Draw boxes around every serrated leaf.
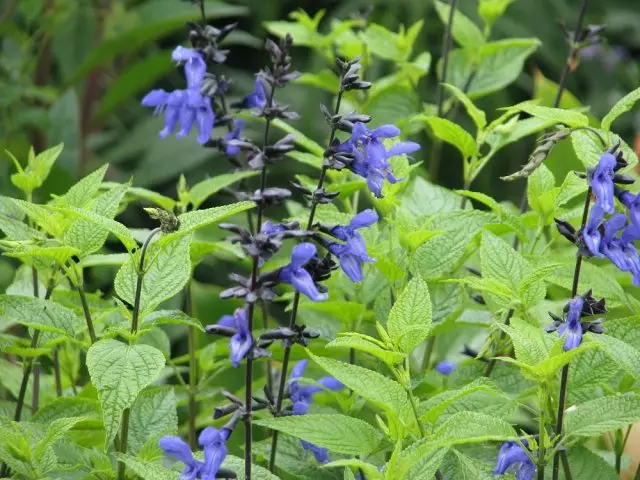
[564,393,640,437]
[61,164,109,208]
[422,117,477,159]
[222,454,281,480]
[571,129,638,170]
[114,454,179,480]
[255,414,381,456]
[4,245,81,269]
[601,86,640,131]
[324,459,383,480]
[505,102,588,127]
[591,334,640,379]
[115,234,192,315]
[434,1,485,49]
[0,214,43,241]
[527,164,556,220]
[0,295,83,336]
[87,339,165,449]
[560,445,618,480]
[128,387,178,455]
[32,397,101,424]
[141,310,204,331]
[498,317,547,366]
[34,416,86,462]
[387,277,432,353]
[308,352,413,438]
[456,190,525,238]
[326,334,405,365]
[189,172,260,209]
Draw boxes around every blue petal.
[386,141,421,157]
[142,89,169,107]
[517,459,536,480]
[229,330,252,367]
[159,436,195,465]
[435,361,456,376]
[199,428,228,480]
[292,400,310,415]
[339,253,364,282]
[365,140,388,169]
[196,97,214,145]
[290,360,309,380]
[494,442,529,474]
[290,242,316,270]
[171,47,206,89]
[291,268,327,301]
[371,124,400,138]
[349,209,379,230]
[582,226,602,257]
[350,122,370,143]
[561,322,583,351]
[301,441,330,463]
[217,315,235,328]
[367,171,385,198]
[317,377,344,391]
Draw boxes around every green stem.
[77,279,97,344]
[118,227,161,480]
[53,348,62,396]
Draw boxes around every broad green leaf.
[11,199,66,239]
[591,334,640,379]
[445,38,540,99]
[555,172,588,210]
[3,244,81,269]
[87,339,165,449]
[255,414,381,456]
[115,234,192,315]
[0,214,42,241]
[602,86,640,131]
[559,445,618,480]
[527,164,556,220]
[400,177,462,221]
[498,317,547,366]
[105,183,176,211]
[505,102,588,127]
[272,119,324,156]
[485,116,556,153]
[422,117,477,159]
[419,378,514,424]
[47,205,138,251]
[387,277,432,353]
[141,310,204,331]
[32,396,101,424]
[64,183,128,256]
[481,231,544,308]
[308,352,412,437]
[34,417,87,462]
[564,393,640,438]
[434,1,485,49]
[365,85,420,129]
[293,301,365,325]
[442,449,498,480]
[295,70,340,94]
[455,190,525,238]
[189,172,260,209]
[399,448,448,480]
[324,460,383,480]
[0,295,83,337]
[81,253,130,267]
[443,84,487,130]
[567,349,619,403]
[114,454,178,480]
[128,387,178,454]
[264,10,324,47]
[326,334,406,365]
[223,454,281,480]
[286,151,322,170]
[361,24,404,61]
[61,164,109,208]
[9,144,64,194]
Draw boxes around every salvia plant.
[2,0,640,480]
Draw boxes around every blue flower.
[223,120,244,156]
[217,308,252,367]
[337,122,420,198]
[261,220,286,236]
[141,47,214,145]
[493,441,535,480]
[198,427,230,480]
[279,243,328,301]
[619,190,640,237]
[288,360,343,464]
[435,361,456,376]
[558,296,584,351]
[582,203,605,257]
[589,152,617,213]
[159,435,203,480]
[328,209,378,282]
[240,77,267,110]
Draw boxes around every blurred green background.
[1,0,639,316]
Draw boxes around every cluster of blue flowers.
[582,150,640,284]
[159,426,231,480]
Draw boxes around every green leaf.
[128,387,178,455]
[443,449,498,480]
[560,445,618,480]
[481,231,544,308]
[564,393,640,438]
[527,164,556,220]
[571,129,638,170]
[400,177,462,221]
[9,144,64,195]
[498,317,548,367]
[324,460,383,480]
[602,86,640,131]
[361,24,404,61]
[443,84,487,130]
[141,310,204,331]
[295,70,340,94]
[61,164,109,208]
[34,416,87,463]
[485,116,556,153]
[422,117,477,159]
[47,205,138,251]
[387,277,432,353]
[434,1,485,49]
[326,334,406,365]
[189,172,260,209]
[114,184,176,211]
[591,334,640,379]
[419,377,514,424]
[115,234,192,315]
[223,455,281,480]
[272,118,324,156]
[455,190,525,238]
[255,414,381,456]
[0,295,82,337]
[504,102,589,127]
[64,183,128,256]
[3,244,81,269]
[114,454,178,480]
[446,38,540,99]
[308,352,413,437]
[478,0,515,31]
[32,396,101,424]
[86,339,165,449]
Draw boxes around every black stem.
[551,187,591,480]
[430,0,458,185]
[198,0,206,26]
[244,74,278,480]
[262,302,273,394]
[118,227,161,480]
[269,87,345,474]
[186,281,198,449]
[78,279,97,344]
[30,267,40,415]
